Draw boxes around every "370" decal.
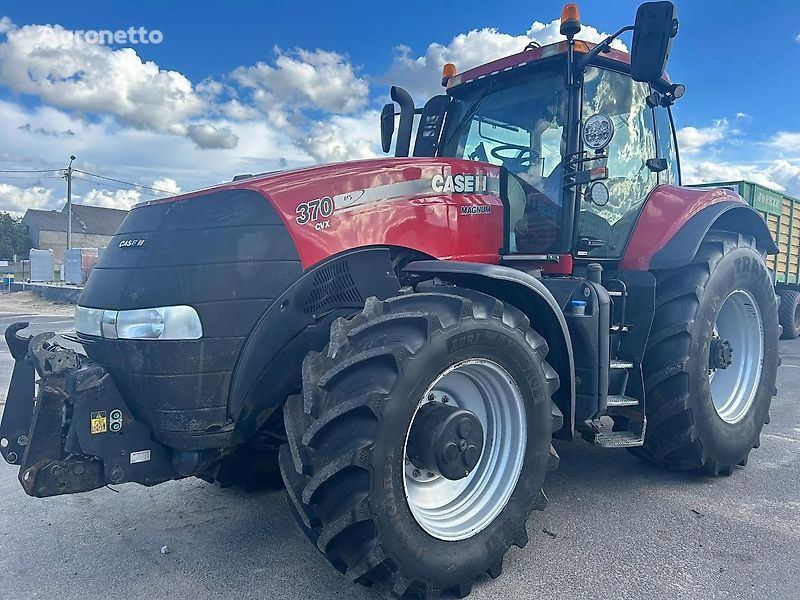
[296,196,335,226]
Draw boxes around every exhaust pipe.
[390,86,415,157]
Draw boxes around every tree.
[0,212,32,260]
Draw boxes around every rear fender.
[404,260,576,439]
[650,202,778,270]
[621,185,778,271]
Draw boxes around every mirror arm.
[575,25,635,72]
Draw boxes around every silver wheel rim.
[403,359,526,541]
[709,289,764,424]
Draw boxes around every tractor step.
[594,430,645,448]
[591,417,647,448]
[606,394,639,407]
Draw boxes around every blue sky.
[1,0,799,213]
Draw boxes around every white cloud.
[0,21,376,158]
[78,187,141,210]
[764,131,800,150]
[676,119,729,154]
[678,119,800,196]
[682,159,800,197]
[296,111,381,164]
[233,48,369,113]
[0,183,54,214]
[219,99,262,121]
[186,122,239,149]
[796,32,800,43]
[0,174,183,215]
[151,177,181,195]
[0,98,312,214]
[0,20,205,136]
[385,18,627,100]
[764,159,800,194]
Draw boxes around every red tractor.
[0,2,780,598]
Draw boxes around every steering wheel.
[490,144,539,172]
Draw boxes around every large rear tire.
[778,288,800,339]
[634,233,779,475]
[279,285,561,598]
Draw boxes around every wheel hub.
[709,289,764,424]
[709,338,734,370]
[406,401,484,480]
[402,359,527,541]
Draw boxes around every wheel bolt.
[17,435,28,446]
[427,393,435,402]
[412,468,421,478]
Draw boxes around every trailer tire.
[280,285,561,598]
[778,289,800,339]
[632,233,779,475]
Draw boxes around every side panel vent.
[304,259,363,314]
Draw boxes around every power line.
[73,169,173,194]
[0,163,175,201]
[71,174,159,197]
[0,168,62,173]
[0,175,65,181]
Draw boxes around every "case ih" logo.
[431,174,488,194]
[119,239,146,248]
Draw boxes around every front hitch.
[0,322,177,497]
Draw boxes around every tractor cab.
[383,1,683,263]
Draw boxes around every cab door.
[577,67,658,258]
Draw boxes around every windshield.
[439,68,570,254]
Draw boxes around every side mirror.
[380,103,395,153]
[630,1,678,83]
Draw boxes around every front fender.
[404,260,576,439]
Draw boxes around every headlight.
[75,305,202,340]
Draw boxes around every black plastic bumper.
[0,323,177,497]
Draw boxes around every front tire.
[634,233,780,475]
[280,285,561,598]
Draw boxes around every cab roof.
[447,40,670,90]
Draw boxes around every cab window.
[439,68,570,254]
[578,67,658,257]
[653,105,680,185]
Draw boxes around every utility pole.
[65,155,76,250]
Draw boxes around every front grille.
[78,188,301,433]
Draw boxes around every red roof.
[449,40,669,88]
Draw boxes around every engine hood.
[137,156,503,268]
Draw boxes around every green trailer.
[691,180,800,338]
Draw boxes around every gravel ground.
[0,312,797,600]
[0,291,76,317]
